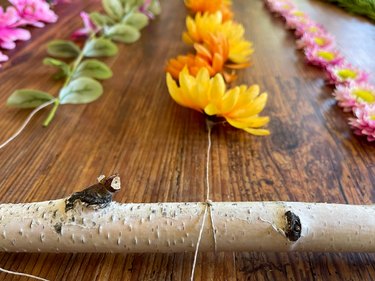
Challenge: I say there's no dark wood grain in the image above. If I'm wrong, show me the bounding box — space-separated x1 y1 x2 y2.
0 0 374 280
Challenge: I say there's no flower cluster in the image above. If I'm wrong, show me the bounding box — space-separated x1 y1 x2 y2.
166 9 253 82
265 0 375 142
165 1 269 136
0 0 57 67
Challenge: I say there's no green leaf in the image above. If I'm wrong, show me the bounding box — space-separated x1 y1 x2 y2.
105 23 140 43
43 57 70 79
149 0 161 16
122 12 149 29
43 57 66 67
47 40 81 58
7 90 54 108
102 0 124 20
59 77 103 104
83 38 118 57
74 59 113 80
89 12 115 27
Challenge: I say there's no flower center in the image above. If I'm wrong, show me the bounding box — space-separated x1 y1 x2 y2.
353 89 375 103
308 26 319 33
337 69 357 80
282 4 292 10
292 11 305 17
314 37 326 46
317 50 335 61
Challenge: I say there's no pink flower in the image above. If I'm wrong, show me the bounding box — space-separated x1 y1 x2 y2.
349 105 375 142
326 62 369 86
0 50 9 62
71 12 98 40
10 0 58 28
334 83 375 112
266 0 296 16
0 6 30 49
282 10 312 30
304 47 343 68
296 32 334 50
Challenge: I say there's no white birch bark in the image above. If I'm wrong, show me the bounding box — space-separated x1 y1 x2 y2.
0 198 374 253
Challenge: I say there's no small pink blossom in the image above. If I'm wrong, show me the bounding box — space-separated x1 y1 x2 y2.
304 47 343 68
0 6 30 49
295 22 326 38
296 32 334 50
326 62 369 86
10 0 58 28
71 12 98 40
334 83 375 112
266 0 296 16
349 105 375 142
0 50 9 62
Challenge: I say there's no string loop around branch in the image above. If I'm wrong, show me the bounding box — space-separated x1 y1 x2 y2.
190 119 218 281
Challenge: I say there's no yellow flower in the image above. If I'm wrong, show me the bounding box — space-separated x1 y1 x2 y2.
166 67 270 135
182 12 253 64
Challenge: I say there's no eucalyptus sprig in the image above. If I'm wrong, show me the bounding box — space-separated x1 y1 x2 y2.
6 0 161 127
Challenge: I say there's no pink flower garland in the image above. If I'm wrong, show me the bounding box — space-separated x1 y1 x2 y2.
265 0 375 142
0 0 58 67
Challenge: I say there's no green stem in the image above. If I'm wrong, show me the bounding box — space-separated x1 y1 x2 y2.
42 99 60 127
42 34 95 127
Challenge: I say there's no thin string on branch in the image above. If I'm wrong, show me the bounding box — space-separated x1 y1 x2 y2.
0 99 56 150
0 267 49 281
190 120 218 281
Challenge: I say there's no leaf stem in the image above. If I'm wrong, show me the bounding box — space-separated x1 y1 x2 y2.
42 99 60 127
42 34 95 127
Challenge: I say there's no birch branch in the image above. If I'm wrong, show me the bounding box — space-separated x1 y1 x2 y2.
0 175 374 253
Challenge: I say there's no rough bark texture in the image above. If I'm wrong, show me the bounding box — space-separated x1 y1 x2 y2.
0 0 374 279
0 200 374 253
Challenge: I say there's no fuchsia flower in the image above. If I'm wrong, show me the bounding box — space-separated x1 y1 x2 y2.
0 50 9 62
326 62 369 85
0 6 30 49
349 105 375 142
334 83 375 112
304 47 343 68
10 0 58 27
71 12 98 39
296 32 334 49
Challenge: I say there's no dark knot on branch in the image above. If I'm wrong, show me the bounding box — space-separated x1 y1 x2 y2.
65 174 121 212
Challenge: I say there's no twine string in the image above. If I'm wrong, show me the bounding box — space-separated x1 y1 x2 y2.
0 99 56 150
190 120 218 281
0 267 49 281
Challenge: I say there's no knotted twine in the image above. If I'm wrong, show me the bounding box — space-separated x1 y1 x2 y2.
190 120 218 281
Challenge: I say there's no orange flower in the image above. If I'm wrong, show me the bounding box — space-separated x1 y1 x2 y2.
182 12 253 64
185 0 233 21
166 33 249 82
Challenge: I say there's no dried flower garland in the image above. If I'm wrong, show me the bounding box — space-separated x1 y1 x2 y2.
165 0 270 136
265 0 375 142
0 0 58 67
4 0 160 136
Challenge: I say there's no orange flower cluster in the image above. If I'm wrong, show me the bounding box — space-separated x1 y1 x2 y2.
166 3 253 83
165 1 270 135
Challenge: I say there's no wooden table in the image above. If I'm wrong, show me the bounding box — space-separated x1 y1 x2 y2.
0 0 374 280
